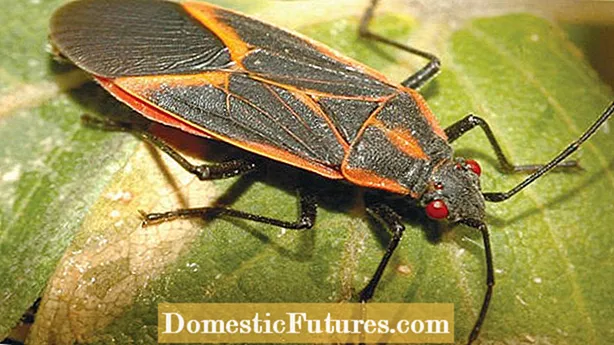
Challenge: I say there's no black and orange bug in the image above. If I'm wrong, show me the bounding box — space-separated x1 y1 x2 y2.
49 0 614 343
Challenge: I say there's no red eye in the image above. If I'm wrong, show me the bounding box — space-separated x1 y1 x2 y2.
466 159 481 176
425 200 449 220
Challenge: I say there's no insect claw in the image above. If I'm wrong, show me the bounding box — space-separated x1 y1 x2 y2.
137 209 149 227
358 287 374 302
138 209 165 227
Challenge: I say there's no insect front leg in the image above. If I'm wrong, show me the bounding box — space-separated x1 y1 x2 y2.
444 114 579 173
480 102 614 202
359 203 405 302
81 115 258 180
459 219 495 345
359 0 440 90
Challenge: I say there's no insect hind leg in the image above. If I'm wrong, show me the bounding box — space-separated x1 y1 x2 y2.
81 114 258 180
142 189 317 230
359 0 441 90
82 115 315 230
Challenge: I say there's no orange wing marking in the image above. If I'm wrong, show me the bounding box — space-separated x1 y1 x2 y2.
96 77 213 138
114 72 230 92
182 2 252 67
183 1 394 89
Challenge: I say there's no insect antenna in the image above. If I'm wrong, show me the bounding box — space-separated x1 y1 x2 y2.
484 102 614 202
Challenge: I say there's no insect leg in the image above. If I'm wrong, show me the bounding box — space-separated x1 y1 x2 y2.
445 114 579 173
82 115 258 180
484 102 614 202
458 219 494 345
359 0 441 90
359 203 405 302
143 189 317 230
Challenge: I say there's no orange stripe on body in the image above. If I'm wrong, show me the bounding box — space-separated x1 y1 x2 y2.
341 166 411 195
359 100 430 161
368 118 428 160
340 93 428 196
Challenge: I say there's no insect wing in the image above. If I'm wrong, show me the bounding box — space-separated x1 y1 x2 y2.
50 0 394 177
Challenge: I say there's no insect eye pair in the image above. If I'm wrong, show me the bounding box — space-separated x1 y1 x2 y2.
426 159 482 220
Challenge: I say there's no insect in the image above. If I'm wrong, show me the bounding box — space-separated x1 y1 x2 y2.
49 0 613 343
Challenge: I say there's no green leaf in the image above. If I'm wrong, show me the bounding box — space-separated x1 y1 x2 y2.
1 1 612 345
